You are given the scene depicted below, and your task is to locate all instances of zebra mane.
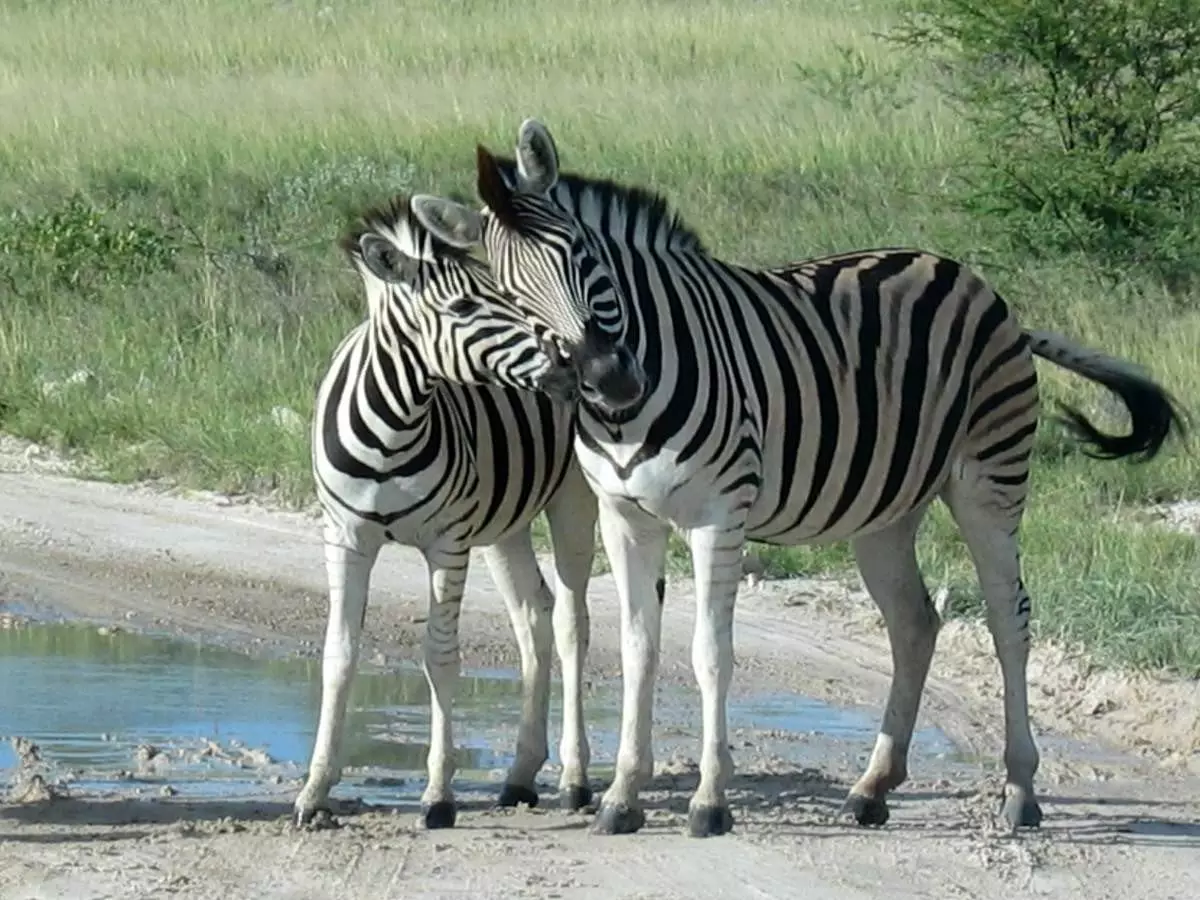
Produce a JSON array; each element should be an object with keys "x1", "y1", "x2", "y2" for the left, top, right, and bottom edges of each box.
[
  {"x1": 491, "y1": 156, "x2": 707, "y2": 256},
  {"x1": 338, "y1": 192, "x2": 477, "y2": 265}
]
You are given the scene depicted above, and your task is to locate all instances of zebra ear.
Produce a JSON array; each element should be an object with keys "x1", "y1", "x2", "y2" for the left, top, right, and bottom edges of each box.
[
  {"x1": 476, "y1": 144, "x2": 515, "y2": 220},
  {"x1": 410, "y1": 194, "x2": 483, "y2": 249},
  {"x1": 358, "y1": 233, "x2": 409, "y2": 284},
  {"x1": 514, "y1": 118, "x2": 559, "y2": 195}
]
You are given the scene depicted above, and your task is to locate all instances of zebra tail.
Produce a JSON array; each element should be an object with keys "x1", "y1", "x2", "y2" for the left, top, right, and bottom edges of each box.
[{"x1": 1025, "y1": 329, "x2": 1190, "y2": 463}]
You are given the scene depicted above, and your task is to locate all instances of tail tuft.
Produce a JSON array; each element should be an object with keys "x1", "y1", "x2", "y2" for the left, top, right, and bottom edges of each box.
[{"x1": 1028, "y1": 330, "x2": 1189, "y2": 464}]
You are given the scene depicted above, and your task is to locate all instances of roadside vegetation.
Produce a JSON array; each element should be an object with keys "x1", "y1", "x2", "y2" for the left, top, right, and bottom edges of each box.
[{"x1": 2, "y1": 0, "x2": 1198, "y2": 673}]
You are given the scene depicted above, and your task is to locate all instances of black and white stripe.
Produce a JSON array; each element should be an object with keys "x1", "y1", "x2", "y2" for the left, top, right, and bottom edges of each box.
[
  {"x1": 294, "y1": 194, "x2": 598, "y2": 829},
  {"x1": 411, "y1": 120, "x2": 1185, "y2": 838}
]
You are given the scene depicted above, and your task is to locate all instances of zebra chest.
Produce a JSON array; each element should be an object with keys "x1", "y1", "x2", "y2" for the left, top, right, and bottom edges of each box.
[{"x1": 575, "y1": 440, "x2": 718, "y2": 527}]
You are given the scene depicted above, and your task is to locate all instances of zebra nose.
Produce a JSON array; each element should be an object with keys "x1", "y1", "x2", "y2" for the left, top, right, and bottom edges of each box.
[{"x1": 578, "y1": 345, "x2": 646, "y2": 410}]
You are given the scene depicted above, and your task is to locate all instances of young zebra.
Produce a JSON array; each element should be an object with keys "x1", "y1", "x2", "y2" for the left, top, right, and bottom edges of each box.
[
  {"x1": 294, "y1": 193, "x2": 598, "y2": 830},
  {"x1": 405, "y1": 120, "x2": 1186, "y2": 839}
]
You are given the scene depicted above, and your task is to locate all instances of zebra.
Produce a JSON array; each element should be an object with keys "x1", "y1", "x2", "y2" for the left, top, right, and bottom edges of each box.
[
  {"x1": 404, "y1": 119, "x2": 1187, "y2": 839},
  {"x1": 293, "y1": 192, "x2": 598, "y2": 830}
]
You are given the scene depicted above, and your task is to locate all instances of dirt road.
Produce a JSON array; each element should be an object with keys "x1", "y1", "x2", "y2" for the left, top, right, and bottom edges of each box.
[{"x1": 1, "y1": 438, "x2": 1198, "y2": 899}]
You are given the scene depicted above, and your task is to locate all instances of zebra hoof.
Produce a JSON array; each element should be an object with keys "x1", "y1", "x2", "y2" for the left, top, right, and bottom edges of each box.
[
  {"x1": 845, "y1": 792, "x2": 890, "y2": 827},
  {"x1": 1001, "y1": 791, "x2": 1043, "y2": 830},
  {"x1": 294, "y1": 807, "x2": 340, "y2": 831},
  {"x1": 496, "y1": 784, "x2": 539, "y2": 809},
  {"x1": 422, "y1": 800, "x2": 457, "y2": 829},
  {"x1": 560, "y1": 784, "x2": 594, "y2": 812},
  {"x1": 591, "y1": 803, "x2": 645, "y2": 835},
  {"x1": 687, "y1": 805, "x2": 734, "y2": 838}
]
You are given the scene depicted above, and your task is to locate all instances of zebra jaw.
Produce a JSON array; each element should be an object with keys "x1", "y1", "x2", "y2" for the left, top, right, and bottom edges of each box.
[{"x1": 534, "y1": 338, "x2": 580, "y2": 401}]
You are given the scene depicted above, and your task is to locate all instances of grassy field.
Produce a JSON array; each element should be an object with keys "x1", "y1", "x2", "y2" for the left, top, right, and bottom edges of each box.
[{"x1": 2, "y1": 0, "x2": 1198, "y2": 674}]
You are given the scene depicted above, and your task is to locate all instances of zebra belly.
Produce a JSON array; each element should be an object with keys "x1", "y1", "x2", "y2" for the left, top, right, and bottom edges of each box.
[
  {"x1": 317, "y1": 466, "x2": 548, "y2": 552},
  {"x1": 742, "y1": 449, "x2": 960, "y2": 546}
]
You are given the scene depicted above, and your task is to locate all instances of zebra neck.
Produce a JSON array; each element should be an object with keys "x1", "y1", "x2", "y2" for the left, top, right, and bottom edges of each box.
[{"x1": 356, "y1": 327, "x2": 440, "y2": 443}]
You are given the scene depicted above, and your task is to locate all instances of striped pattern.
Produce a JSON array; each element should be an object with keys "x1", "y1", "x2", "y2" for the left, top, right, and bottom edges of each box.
[
  {"x1": 448, "y1": 123, "x2": 1184, "y2": 838},
  {"x1": 293, "y1": 195, "x2": 597, "y2": 829}
]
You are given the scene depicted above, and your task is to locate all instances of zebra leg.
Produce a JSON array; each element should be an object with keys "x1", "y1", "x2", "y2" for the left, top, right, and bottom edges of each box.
[
  {"x1": 685, "y1": 523, "x2": 744, "y2": 838},
  {"x1": 943, "y1": 478, "x2": 1042, "y2": 831},
  {"x1": 420, "y1": 545, "x2": 470, "y2": 829},
  {"x1": 593, "y1": 499, "x2": 670, "y2": 836},
  {"x1": 544, "y1": 462, "x2": 598, "y2": 811},
  {"x1": 844, "y1": 510, "x2": 938, "y2": 827},
  {"x1": 294, "y1": 531, "x2": 382, "y2": 827},
  {"x1": 480, "y1": 530, "x2": 554, "y2": 810}
]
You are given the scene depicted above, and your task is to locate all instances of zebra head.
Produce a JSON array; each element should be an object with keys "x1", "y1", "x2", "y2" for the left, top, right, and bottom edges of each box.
[
  {"x1": 342, "y1": 194, "x2": 577, "y2": 401},
  {"x1": 411, "y1": 120, "x2": 648, "y2": 416}
]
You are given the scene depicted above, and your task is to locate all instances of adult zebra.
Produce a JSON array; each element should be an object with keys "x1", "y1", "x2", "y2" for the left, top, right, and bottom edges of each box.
[
  {"x1": 406, "y1": 120, "x2": 1187, "y2": 839},
  {"x1": 293, "y1": 193, "x2": 598, "y2": 830}
]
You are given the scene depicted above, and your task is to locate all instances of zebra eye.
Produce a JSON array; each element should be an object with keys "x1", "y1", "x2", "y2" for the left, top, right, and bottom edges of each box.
[{"x1": 447, "y1": 298, "x2": 481, "y2": 317}]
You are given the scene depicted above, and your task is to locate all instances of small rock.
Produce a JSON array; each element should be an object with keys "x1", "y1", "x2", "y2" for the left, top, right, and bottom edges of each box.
[
  {"x1": 212, "y1": 816, "x2": 247, "y2": 834},
  {"x1": 1088, "y1": 698, "x2": 1117, "y2": 716},
  {"x1": 238, "y1": 747, "x2": 274, "y2": 768},
  {"x1": 931, "y1": 586, "x2": 951, "y2": 618},
  {"x1": 38, "y1": 369, "x2": 97, "y2": 400},
  {"x1": 8, "y1": 774, "x2": 66, "y2": 804},
  {"x1": 11, "y1": 737, "x2": 42, "y2": 767},
  {"x1": 66, "y1": 369, "x2": 96, "y2": 387},
  {"x1": 270, "y1": 406, "x2": 306, "y2": 433},
  {"x1": 741, "y1": 550, "x2": 767, "y2": 587},
  {"x1": 654, "y1": 754, "x2": 698, "y2": 777}
]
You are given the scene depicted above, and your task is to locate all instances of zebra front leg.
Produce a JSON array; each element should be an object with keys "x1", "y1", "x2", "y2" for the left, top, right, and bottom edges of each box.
[
  {"x1": 294, "y1": 532, "x2": 381, "y2": 827},
  {"x1": 420, "y1": 545, "x2": 470, "y2": 829},
  {"x1": 480, "y1": 530, "x2": 554, "y2": 810},
  {"x1": 544, "y1": 461, "x2": 598, "y2": 811},
  {"x1": 685, "y1": 523, "x2": 743, "y2": 838},
  {"x1": 845, "y1": 510, "x2": 938, "y2": 827},
  {"x1": 593, "y1": 499, "x2": 670, "y2": 836}
]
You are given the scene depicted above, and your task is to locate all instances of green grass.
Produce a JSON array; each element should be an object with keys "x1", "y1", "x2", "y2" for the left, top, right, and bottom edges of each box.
[{"x1": 2, "y1": 0, "x2": 1198, "y2": 674}]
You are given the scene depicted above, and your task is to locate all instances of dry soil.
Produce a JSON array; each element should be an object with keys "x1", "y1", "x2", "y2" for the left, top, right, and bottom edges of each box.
[{"x1": 1, "y1": 437, "x2": 1198, "y2": 900}]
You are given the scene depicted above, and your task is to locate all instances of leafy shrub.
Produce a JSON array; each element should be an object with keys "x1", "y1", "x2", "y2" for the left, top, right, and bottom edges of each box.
[
  {"x1": 893, "y1": 0, "x2": 1200, "y2": 283},
  {"x1": 0, "y1": 195, "x2": 178, "y2": 296}
]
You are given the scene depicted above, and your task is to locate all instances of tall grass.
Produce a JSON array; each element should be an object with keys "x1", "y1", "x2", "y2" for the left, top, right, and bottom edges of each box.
[{"x1": 1, "y1": 0, "x2": 1198, "y2": 673}]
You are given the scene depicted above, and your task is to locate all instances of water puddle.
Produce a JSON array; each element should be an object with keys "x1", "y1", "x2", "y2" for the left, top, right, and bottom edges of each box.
[{"x1": 1, "y1": 622, "x2": 962, "y2": 807}]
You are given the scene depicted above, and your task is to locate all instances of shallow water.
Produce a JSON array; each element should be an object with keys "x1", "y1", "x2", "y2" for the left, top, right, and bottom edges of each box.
[{"x1": 0, "y1": 622, "x2": 961, "y2": 805}]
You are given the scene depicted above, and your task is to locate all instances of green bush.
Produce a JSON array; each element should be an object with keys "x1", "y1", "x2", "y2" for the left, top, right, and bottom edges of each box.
[
  {"x1": 0, "y1": 195, "x2": 179, "y2": 297},
  {"x1": 893, "y1": 0, "x2": 1200, "y2": 283}
]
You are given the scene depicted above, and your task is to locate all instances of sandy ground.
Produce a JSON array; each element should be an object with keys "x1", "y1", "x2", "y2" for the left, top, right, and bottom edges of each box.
[{"x1": 1, "y1": 436, "x2": 1198, "y2": 900}]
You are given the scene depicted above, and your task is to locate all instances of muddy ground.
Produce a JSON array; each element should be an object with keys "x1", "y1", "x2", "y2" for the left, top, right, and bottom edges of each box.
[{"x1": 1, "y1": 437, "x2": 1198, "y2": 899}]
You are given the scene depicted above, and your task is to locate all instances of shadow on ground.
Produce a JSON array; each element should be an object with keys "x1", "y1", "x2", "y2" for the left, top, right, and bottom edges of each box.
[{"x1": 3, "y1": 771, "x2": 1198, "y2": 851}]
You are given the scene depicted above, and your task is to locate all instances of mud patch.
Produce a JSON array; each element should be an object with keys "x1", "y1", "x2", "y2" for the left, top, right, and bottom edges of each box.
[{"x1": 1, "y1": 621, "x2": 963, "y2": 810}]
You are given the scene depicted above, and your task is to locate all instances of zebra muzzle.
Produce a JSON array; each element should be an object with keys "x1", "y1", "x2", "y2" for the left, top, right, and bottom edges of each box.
[{"x1": 576, "y1": 344, "x2": 646, "y2": 412}]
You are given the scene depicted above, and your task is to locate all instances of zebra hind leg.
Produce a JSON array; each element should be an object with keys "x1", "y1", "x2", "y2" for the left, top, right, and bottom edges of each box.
[
  {"x1": 480, "y1": 529, "x2": 555, "y2": 811},
  {"x1": 294, "y1": 531, "x2": 381, "y2": 828},
  {"x1": 420, "y1": 545, "x2": 471, "y2": 829},
  {"x1": 942, "y1": 476, "x2": 1042, "y2": 831},
  {"x1": 543, "y1": 462, "x2": 599, "y2": 811},
  {"x1": 844, "y1": 509, "x2": 939, "y2": 827}
]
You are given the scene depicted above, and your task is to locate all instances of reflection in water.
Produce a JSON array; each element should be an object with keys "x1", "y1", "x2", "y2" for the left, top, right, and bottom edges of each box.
[
  {"x1": 0, "y1": 623, "x2": 958, "y2": 803},
  {"x1": 0, "y1": 624, "x2": 540, "y2": 799}
]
